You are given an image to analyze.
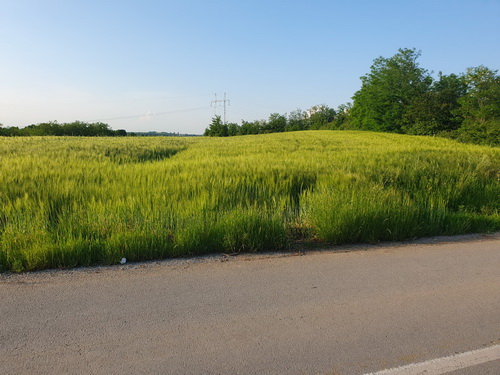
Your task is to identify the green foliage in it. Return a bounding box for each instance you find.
[203,105,339,136]
[459,66,500,122]
[227,122,240,136]
[240,119,265,135]
[0,132,498,272]
[328,103,353,130]
[307,105,336,130]
[455,119,500,146]
[351,48,433,132]
[455,66,500,145]
[402,73,467,135]
[204,116,228,137]
[0,121,126,137]
[347,48,499,145]
[265,113,287,133]
[286,109,308,131]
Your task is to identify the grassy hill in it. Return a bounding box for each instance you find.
[1,131,498,272]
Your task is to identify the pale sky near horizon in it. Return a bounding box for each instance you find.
[1,0,499,134]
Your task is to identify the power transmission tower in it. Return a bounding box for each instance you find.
[210,93,231,124]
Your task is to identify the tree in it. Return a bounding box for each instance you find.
[402,73,467,135]
[286,109,308,131]
[458,66,500,123]
[265,113,287,133]
[114,129,128,136]
[455,66,500,145]
[240,120,264,135]
[204,116,228,137]
[307,104,336,129]
[329,103,353,130]
[0,121,123,136]
[351,48,432,133]
[227,122,240,136]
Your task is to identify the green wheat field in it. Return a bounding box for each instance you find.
[1,131,499,272]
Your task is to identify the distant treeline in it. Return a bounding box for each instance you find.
[0,122,203,138]
[131,131,200,137]
[0,121,127,137]
[204,48,499,146]
[204,104,349,137]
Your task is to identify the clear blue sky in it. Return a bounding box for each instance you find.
[1,0,499,134]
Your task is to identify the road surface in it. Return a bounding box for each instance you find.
[1,233,499,374]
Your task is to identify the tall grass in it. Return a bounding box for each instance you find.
[0,132,498,272]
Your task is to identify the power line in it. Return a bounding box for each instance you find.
[230,105,267,119]
[90,107,208,122]
[119,93,213,103]
[210,93,231,124]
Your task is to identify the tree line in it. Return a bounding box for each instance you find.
[204,104,350,137]
[204,48,499,146]
[0,121,127,137]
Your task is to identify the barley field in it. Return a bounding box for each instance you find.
[0,131,498,272]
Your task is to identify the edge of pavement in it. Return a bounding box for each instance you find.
[1,231,499,281]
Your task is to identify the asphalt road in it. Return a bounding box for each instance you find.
[1,234,499,375]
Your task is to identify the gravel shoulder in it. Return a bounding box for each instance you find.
[1,231,498,281]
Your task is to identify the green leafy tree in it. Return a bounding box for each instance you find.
[114,129,128,136]
[265,113,287,133]
[240,120,264,135]
[456,66,500,145]
[204,116,228,137]
[402,73,467,135]
[329,103,353,129]
[307,104,336,129]
[458,66,500,123]
[227,122,240,136]
[0,126,20,136]
[286,109,308,131]
[351,48,432,133]
[2,121,120,137]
